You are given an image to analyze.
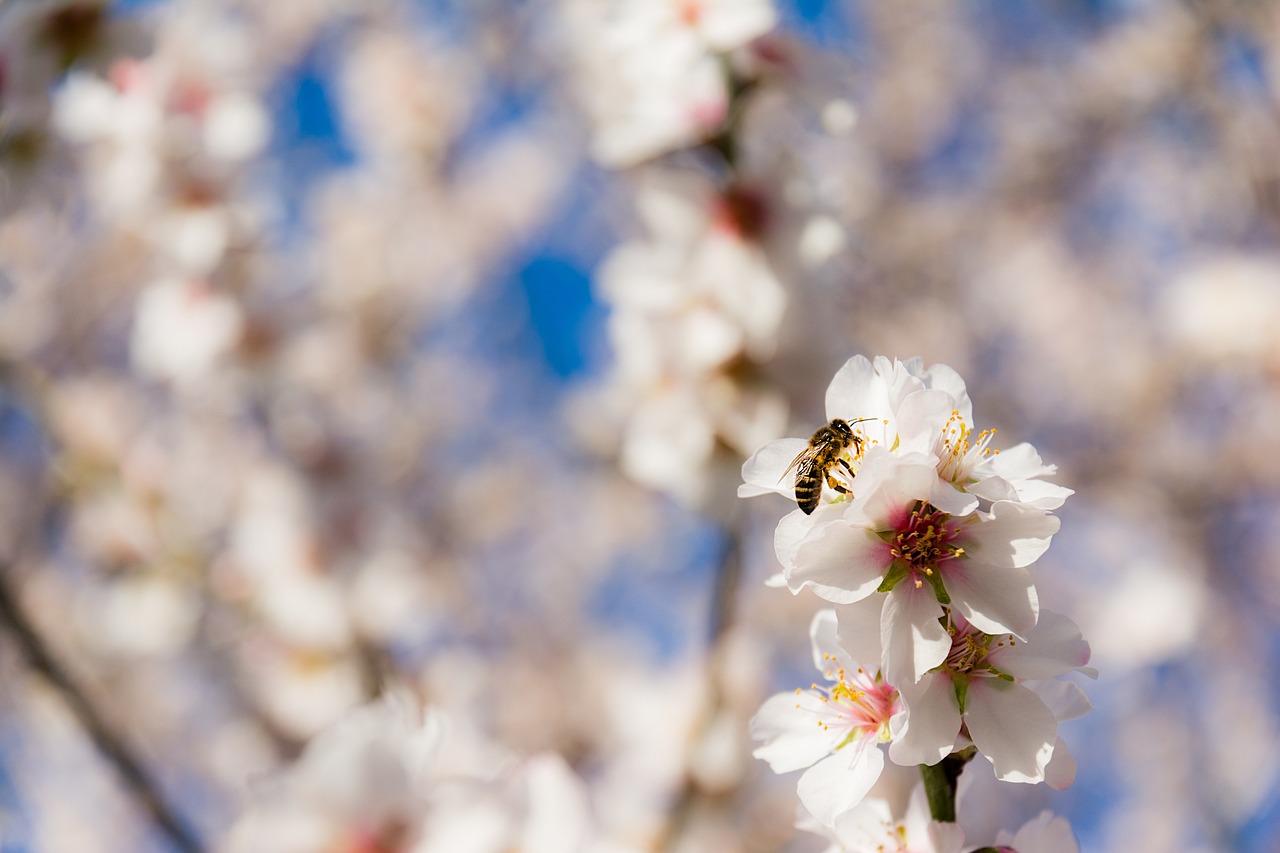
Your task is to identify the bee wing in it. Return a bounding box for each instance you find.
[777,447,814,482]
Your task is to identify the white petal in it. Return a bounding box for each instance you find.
[888,671,960,767]
[1044,736,1077,790]
[960,501,1060,569]
[797,740,885,827]
[740,437,809,498]
[997,809,1080,853]
[927,821,968,853]
[927,476,980,518]
[943,560,1038,640]
[809,609,846,671]
[825,355,884,423]
[987,610,1092,680]
[882,583,950,686]
[787,521,890,604]
[774,507,821,569]
[1029,680,1093,723]
[750,692,845,773]
[965,679,1056,784]
[918,362,972,423]
[894,389,955,457]
[835,596,885,672]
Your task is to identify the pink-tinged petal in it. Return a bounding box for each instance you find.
[835,596,886,673]
[996,810,1080,853]
[740,438,809,498]
[943,560,1038,640]
[750,691,845,773]
[988,610,1093,680]
[960,501,1060,569]
[854,454,940,525]
[787,522,891,604]
[1044,736,1077,790]
[888,671,960,767]
[797,740,885,827]
[965,679,1056,784]
[882,582,950,686]
[1027,680,1093,722]
[894,389,955,457]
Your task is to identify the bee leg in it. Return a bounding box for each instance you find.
[826,459,856,497]
[826,473,852,495]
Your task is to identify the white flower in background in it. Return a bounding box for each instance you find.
[417,753,596,853]
[600,174,788,505]
[225,693,442,853]
[750,610,899,826]
[889,610,1094,787]
[130,277,243,386]
[993,810,1080,853]
[796,786,964,853]
[563,0,777,166]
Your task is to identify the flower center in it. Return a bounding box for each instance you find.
[938,409,998,484]
[942,619,1017,679]
[799,654,899,744]
[889,502,963,587]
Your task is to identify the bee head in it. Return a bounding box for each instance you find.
[829,418,854,440]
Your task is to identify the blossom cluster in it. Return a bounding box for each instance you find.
[744,355,1094,842]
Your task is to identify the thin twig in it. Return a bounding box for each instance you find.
[0,568,206,853]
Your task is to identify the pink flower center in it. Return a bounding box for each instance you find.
[889,502,963,586]
[804,654,900,741]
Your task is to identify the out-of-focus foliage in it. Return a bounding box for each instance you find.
[0,0,1278,851]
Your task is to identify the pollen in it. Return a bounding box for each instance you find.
[938,410,998,483]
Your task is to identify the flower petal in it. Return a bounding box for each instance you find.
[796,740,885,827]
[882,582,950,686]
[1044,736,1077,790]
[987,610,1093,680]
[965,679,1056,784]
[960,501,1060,569]
[787,522,891,604]
[888,671,960,767]
[835,596,885,673]
[740,437,809,498]
[825,355,891,425]
[750,691,845,773]
[996,809,1080,853]
[942,560,1038,640]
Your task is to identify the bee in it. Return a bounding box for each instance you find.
[781,418,875,514]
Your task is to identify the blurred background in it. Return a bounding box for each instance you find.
[1,0,1280,850]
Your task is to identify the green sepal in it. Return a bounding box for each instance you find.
[877,561,909,593]
[952,673,969,714]
[926,569,951,605]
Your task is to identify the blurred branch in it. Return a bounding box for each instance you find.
[0,567,206,853]
[656,518,743,852]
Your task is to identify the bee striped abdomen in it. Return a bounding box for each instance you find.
[794,458,824,514]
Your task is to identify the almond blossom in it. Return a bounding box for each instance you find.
[795,786,964,853]
[750,610,899,826]
[740,355,1073,513]
[889,610,1095,787]
[561,0,777,167]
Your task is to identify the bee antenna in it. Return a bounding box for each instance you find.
[849,417,877,425]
